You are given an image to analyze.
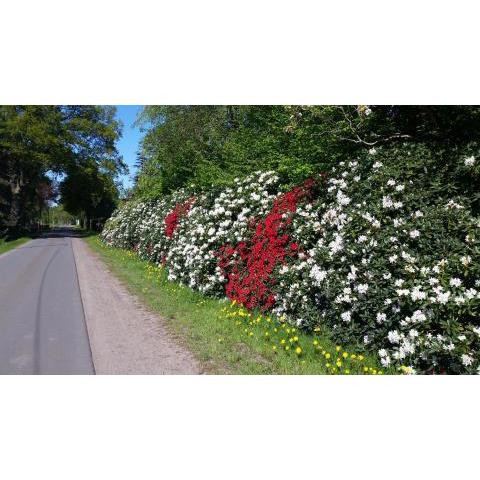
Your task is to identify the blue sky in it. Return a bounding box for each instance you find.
[115,105,144,188]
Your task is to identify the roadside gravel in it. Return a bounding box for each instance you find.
[72,238,201,374]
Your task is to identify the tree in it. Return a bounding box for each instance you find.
[60,160,119,229]
[0,105,126,235]
[131,105,480,199]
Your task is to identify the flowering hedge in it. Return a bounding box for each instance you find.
[102,148,480,374]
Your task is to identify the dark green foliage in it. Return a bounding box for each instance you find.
[132,105,480,199]
[0,105,126,235]
[60,160,119,228]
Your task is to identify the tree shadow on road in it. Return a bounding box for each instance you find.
[37,228,98,239]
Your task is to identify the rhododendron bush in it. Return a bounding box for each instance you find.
[102,147,480,373]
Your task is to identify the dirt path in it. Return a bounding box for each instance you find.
[72,238,201,374]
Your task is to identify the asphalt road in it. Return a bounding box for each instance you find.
[0,229,95,374]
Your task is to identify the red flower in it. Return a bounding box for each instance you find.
[165,198,195,238]
[217,179,315,311]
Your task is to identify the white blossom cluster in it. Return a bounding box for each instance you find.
[272,153,480,374]
[165,171,279,293]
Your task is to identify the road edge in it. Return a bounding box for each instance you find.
[71,237,97,375]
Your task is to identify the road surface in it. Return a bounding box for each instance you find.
[0,228,200,375]
[0,229,94,374]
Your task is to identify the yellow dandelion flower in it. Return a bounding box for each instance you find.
[345,369,350,374]
[313,340,318,346]
[295,347,302,355]
[336,346,341,352]
[358,355,364,361]
[342,352,348,359]
[325,353,331,359]
[293,336,299,342]
[350,354,357,359]
[280,339,286,345]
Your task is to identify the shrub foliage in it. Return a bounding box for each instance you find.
[103,145,480,374]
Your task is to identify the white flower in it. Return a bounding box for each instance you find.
[380,356,391,367]
[373,161,383,169]
[310,265,327,285]
[461,255,472,267]
[409,230,420,239]
[464,155,475,167]
[356,283,369,294]
[411,310,426,323]
[389,254,398,263]
[444,343,455,352]
[368,148,377,155]
[410,287,426,301]
[462,354,474,367]
[466,288,478,300]
[376,312,387,324]
[388,330,401,344]
[336,190,351,206]
[445,200,464,210]
[363,335,370,344]
[382,196,393,208]
[341,311,351,323]
[449,278,462,288]
[395,184,405,192]
[437,292,451,304]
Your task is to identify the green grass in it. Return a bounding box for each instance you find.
[0,236,32,255]
[84,235,392,375]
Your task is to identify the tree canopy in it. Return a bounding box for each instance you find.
[132,105,480,199]
[0,105,126,235]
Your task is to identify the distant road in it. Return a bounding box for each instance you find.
[0,229,94,374]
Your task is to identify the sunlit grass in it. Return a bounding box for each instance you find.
[0,236,31,255]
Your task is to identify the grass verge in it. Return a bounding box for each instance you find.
[0,236,32,255]
[84,235,392,375]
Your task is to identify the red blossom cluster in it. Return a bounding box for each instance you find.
[218,179,315,310]
[164,198,195,238]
